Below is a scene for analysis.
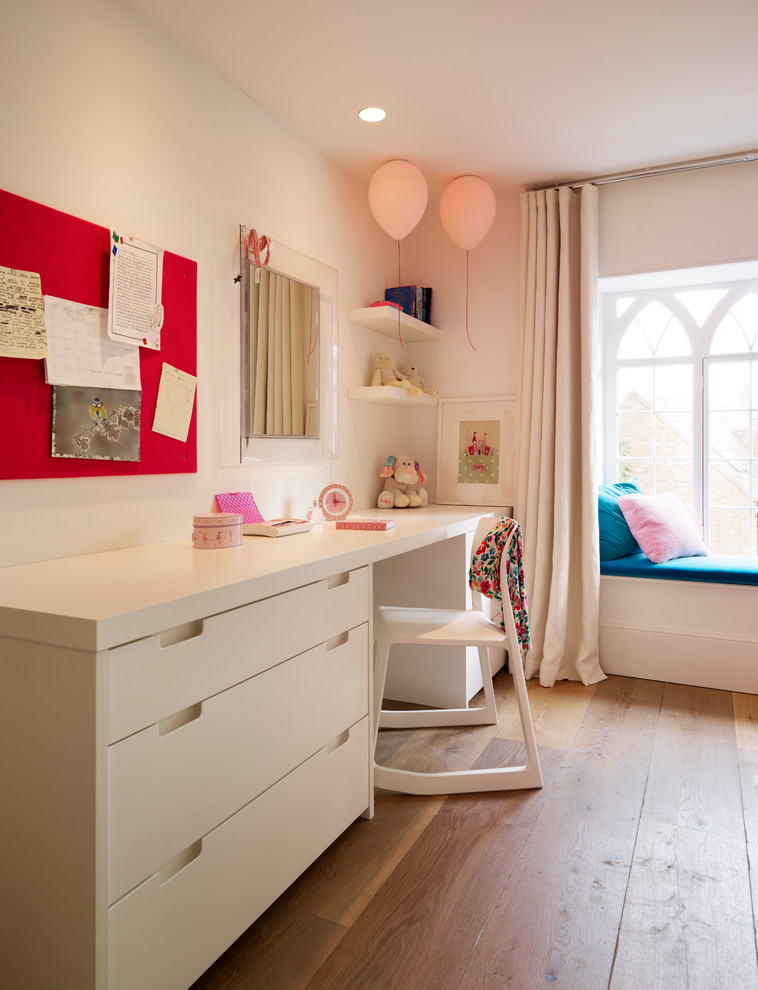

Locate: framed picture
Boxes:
[436,396,516,506]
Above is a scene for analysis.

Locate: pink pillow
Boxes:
[618,492,708,564]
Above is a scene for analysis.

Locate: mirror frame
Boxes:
[240,227,338,463]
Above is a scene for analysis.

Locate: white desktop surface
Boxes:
[0,505,498,651]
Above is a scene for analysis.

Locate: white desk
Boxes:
[0,505,493,990]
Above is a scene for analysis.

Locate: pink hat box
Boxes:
[192,513,243,549]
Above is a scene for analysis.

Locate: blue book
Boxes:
[384,285,415,315]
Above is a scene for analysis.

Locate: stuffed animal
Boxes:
[371,353,424,396]
[399,361,439,397]
[377,454,429,508]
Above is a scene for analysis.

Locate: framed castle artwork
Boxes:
[436,396,516,506]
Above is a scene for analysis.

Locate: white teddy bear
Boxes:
[399,361,439,397]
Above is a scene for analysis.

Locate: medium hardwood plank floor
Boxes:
[190,673,758,990]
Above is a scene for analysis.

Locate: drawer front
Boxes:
[108,566,368,742]
[108,716,369,990]
[109,624,368,904]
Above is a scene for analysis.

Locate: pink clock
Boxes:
[318,483,353,521]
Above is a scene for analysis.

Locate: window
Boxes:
[601,264,758,557]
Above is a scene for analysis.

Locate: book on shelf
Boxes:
[384,285,432,324]
[242,518,313,537]
[335,517,396,531]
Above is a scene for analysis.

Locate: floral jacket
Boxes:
[468,517,531,658]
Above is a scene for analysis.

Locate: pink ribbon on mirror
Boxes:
[246,229,271,269]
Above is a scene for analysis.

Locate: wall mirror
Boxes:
[240,227,338,463]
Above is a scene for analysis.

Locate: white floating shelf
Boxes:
[347,386,439,407]
[348,306,442,343]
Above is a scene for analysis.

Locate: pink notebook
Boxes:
[336,518,396,531]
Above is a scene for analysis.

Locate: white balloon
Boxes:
[440,175,496,251]
[368,160,428,241]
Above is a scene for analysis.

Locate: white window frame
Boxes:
[600,262,758,556]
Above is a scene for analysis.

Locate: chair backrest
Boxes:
[469,515,514,618]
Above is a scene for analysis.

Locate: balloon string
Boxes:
[466,250,476,351]
[396,239,404,347]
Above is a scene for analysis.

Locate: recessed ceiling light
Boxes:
[359,107,386,123]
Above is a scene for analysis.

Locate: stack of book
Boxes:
[384,286,432,324]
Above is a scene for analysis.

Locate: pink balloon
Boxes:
[368,160,428,241]
[439,175,496,252]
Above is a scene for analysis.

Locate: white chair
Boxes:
[373,517,543,795]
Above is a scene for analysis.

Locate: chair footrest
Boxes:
[373,761,543,795]
[379,706,497,729]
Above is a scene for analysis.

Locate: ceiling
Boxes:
[124,0,757,193]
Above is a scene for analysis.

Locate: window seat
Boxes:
[599,554,758,694]
[600,552,758,586]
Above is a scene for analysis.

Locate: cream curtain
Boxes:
[515,184,605,686]
[249,269,314,436]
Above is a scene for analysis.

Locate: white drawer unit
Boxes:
[1,562,371,990]
[109,624,368,903]
[103,570,370,987]
[0,506,487,990]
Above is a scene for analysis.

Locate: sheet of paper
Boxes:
[44,295,141,389]
[107,229,164,350]
[152,362,196,442]
[0,265,48,358]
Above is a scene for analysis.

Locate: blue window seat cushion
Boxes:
[600,552,758,586]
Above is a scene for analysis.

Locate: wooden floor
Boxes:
[191,673,758,990]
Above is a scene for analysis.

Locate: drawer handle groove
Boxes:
[159,702,202,736]
[326,631,349,651]
[160,620,203,648]
[326,728,350,754]
[327,571,350,590]
[159,840,202,885]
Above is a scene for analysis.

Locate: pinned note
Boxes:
[0,265,47,359]
[152,362,197,442]
[108,229,164,350]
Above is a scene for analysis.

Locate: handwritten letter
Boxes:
[0,266,48,359]
[152,363,197,442]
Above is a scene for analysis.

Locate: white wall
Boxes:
[0,0,388,565]
[369,187,522,499]
[598,163,758,275]
[0,0,523,567]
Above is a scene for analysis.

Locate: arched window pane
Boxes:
[618,323,652,359]
[710,313,749,354]
[635,300,690,356]
[730,292,758,350]
[637,300,671,349]
[656,322,691,357]
[616,297,634,318]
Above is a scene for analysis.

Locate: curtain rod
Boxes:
[530,149,758,191]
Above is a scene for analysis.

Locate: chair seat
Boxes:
[375,604,506,648]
